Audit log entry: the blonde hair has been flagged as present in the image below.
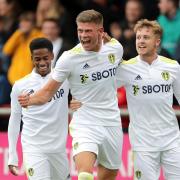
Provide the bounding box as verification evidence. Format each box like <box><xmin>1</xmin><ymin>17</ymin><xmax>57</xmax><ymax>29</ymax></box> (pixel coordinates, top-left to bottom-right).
<box><xmin>76</xmin><ymin>9</ymin><xmax>103</xmax><ymax>26</ymax></box>
<box><xmin>134</xmin><ymin>19</ymin><xmax>163</xmax><ymax>38</ymax></box>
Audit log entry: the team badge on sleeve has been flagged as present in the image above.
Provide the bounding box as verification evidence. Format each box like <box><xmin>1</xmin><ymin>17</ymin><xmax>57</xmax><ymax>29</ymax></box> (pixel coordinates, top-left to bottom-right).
<box><xmin>161</xmin><ymin>71</ymin><xmax>170</xmax><ymax>81</ymax></box>
<box><xmin>135</xmin><ymin>170</ymin><xmax>142</xmax><ymax>179</ymax></box>
<box><xmin>108</xmin><ymin>54</ymin><xmax>115</xmax><ymax>64</ymax></box>
<box><xmin>73</xmin><ymin>142</ymin><xmax>79</xmax><ymax>150</ymax></box>
<box><xmin>28</xmin><ymin>168</ymin><xmax>34</xmax><ymax>176</ymax></box>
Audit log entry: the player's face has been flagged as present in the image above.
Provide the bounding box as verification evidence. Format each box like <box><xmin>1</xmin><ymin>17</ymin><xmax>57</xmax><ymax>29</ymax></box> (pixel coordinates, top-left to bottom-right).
<box><xmin>77</xmin><ymin>22</ymin><xmax>103</xmax><ymax>52</ymax></box>
<box><xmin>31</xmin><ymin>48</ymin><xmax>54</xmax><ymax>76</ymax></box>
<box><xmin>136</xmin><ymin>27</ymin><xmax>160</xmax><ymax>59</ymax></box>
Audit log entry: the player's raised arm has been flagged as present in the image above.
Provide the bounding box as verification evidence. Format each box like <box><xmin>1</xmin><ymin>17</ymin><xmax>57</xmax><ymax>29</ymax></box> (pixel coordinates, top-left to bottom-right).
<box><xmin>18</xmin><ymin>78</ymin><xmax>62</xmax><ymax>107</ymax></box>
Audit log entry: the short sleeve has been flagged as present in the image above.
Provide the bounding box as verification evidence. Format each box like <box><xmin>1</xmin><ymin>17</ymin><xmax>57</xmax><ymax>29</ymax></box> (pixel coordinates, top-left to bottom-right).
<box><xmin>52</xmin><ymin>51</ymin><xmax>72</xmax><ymax>83</ymax></box>
<box><xmin>116</xmin><ymin>64</ymin><xmax>127</xmax><ymax>88</ymax></box>
<box><xmin>173</xmin><ymin>64</ymin><xmax>180</xmax><ymax>105</ymax></box>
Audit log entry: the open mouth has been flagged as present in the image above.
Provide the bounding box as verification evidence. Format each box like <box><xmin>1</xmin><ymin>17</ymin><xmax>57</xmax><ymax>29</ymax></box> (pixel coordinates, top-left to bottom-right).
<box><xmin>138</xmin><ymin>46</ymin><xmax>146</xmax><ymax>50</ymax></box>
<box><xmin>81</xmin><ymin>40</ymin><xmax>91</xmax><ymax>45</ymax></box>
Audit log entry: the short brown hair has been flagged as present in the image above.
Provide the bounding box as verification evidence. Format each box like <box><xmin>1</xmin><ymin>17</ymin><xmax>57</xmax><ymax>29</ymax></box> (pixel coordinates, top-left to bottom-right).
<box><xmin>76</xmin><ymin>9</ymin><xmax>103</xmax><ymax>26</ymax></box>
<box><xmin>19</xmin><ymin>11</ymin><xmax>36</xmax><ymax>24</ymax></box>
<box><xmin>42</xmin><ymin>18</ymin><xmax>60</xmax><ymax>27</ymax></box>
<box><xmin>134</xmin><ymin>19</ymin><xmax>163</xmax><ymax>38</ymax></box>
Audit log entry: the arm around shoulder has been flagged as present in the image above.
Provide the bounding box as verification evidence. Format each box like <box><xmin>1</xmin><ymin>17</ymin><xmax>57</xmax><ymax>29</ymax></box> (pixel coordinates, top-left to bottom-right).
<box><xmin>28</xmin><ymin>78</ymin><xmax>62</xmax><ymax>106</ymax></box>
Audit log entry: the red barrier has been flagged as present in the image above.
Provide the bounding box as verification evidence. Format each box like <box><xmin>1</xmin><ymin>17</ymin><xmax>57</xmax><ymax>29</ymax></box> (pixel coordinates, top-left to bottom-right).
<box><xmin>0</xmin><ymin>133</ymin><xmax>164</xmax><ymax>179</ymax></box>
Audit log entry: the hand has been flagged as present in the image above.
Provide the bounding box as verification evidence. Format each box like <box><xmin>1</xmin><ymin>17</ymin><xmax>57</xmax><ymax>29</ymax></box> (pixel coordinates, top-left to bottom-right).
<box><xmin>70</xmin><ymin>98</ymin><xmax>82</xmax><ymax>111</ymax></box>
<box><xmin>103</xmin><ymin>32</ymin><xmax>112</xmax><ymax>43</ymax></box>
<box><xmin>8</xmin><ymin>165</ymin><xmax>19</xmax><ymax>176</ymax></box>
<box><xmin>18</xmin><ymin>93</ymin><xmax>30</xmax><ymax>108</ymax></box>
<box><xmin>109</xmin><ymin>22</ymin><xmax>122</xmax><ymax>40</ymax></box>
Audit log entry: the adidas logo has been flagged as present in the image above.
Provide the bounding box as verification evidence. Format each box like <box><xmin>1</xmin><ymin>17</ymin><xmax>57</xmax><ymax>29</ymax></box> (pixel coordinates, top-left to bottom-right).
<box><xmin>135</xmin><ymin>75</ymin><xmax>142</xmax><ymax>80</ymax></box>
<box><xmin>83</xmin><ymin>63</ymin><xmax>90</xmax><ymax>69</ymax></box>
<box><xmin>27</xmin><ymin>89</ymin><xmax>34</xmax><ymax>95</ymax></box>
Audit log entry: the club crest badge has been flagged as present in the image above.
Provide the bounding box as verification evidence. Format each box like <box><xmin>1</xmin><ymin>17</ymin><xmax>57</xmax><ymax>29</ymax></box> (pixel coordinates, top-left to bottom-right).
<box><xmin>135</xmin><ymin>170</ymin><xmax>142</xmax><ymax>179</ymax></box>
<box><xmin>28</xmin><ymin>168</ymin><xmax>34</xmax><ymax>176</ymax></box>
<box><xmin>108</xmin><ymin>54</ymin><xmax>115</xmax><ymax>64</ymax></box>
<box><xmin>161</xmin><ymin>71</ymin><xmax>170</xmax><ymax>81</ymax></box>
<box><xmin>73</xmin><ymin>142</ymin><xmax>79</xmax><ymax>150</ymax></box>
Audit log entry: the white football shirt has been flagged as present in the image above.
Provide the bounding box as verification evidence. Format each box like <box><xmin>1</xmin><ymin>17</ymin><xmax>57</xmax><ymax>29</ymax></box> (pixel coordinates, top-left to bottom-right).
<box><xmin>52</xmin><ymin>39</ymin><xmax>123</xmax><ymax>126</ymax></box>
<box><xmin>116</xmin><ymin>55</ymin><xmax>180</xmax><ymax>151</ymax></box>
<box><xmin>8</xmin><ymin>69</ymin><xmax>69</xmax><ymax>165</ymax></box>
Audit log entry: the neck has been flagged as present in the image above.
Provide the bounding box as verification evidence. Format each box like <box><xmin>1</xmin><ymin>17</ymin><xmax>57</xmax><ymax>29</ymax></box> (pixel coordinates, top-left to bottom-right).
<box><xmin>94</xmin><ymin>39</ymin><xmax>103</xmax><ymax>52</ymax></box>
<box><xmin>167</xmin><ymin>7</ymin><xmax>177</xmax><ymax>18</ymax></box>
<box><xmin>96</xmin><ymin>43</ymin><xmax>102</xmax><ymax>52</ymax></box>
<box><xmin>140</xmin><ymin>53</ymin><xmax>158</xmax><ymax>65</ymax></box>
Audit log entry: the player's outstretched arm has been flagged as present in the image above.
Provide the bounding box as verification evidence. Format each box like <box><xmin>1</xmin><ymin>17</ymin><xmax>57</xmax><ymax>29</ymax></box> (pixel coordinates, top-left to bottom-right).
<box><xmin>18</xmin><ymin>78</ymin><xmax>62</xmax><ymax>107</ymax></box>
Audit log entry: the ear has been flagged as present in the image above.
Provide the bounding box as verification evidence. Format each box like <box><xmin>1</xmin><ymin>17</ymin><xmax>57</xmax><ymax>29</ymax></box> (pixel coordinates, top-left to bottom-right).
<box><xmin>98</xmin><ymin>27</ymin><xmax>104</xmax><ymax>40</ymax></box>
<box><xmin>156</xmin><ymin>38</ymin><xmax>161</xmax><ymax>48</ymax></box>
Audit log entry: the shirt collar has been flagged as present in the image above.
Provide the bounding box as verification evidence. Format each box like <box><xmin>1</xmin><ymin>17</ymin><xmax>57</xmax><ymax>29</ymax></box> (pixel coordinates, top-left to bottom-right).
<box><xmin>137</xmin><ymin>55</ymin><xmax>159</xmax><ymax>66</ymax></box>
<box><xmin>31</xmin><ymin>68</ymin><xmax>51</xmax><ymax>79</ymax></box>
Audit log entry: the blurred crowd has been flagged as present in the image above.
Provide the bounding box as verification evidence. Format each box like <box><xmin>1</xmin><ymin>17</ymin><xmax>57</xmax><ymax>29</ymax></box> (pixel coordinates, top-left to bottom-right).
<box><xmin>0</xmin><ymin>0</ymin><xmax>180</xmax><ymax>106</ymax></box>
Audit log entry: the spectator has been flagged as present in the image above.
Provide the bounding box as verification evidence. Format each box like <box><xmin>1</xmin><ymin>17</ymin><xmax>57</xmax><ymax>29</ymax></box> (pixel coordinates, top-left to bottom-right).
<box><xmin>0</xmin><ymin>0</ymin><xmax>21</xmax><ymax>43</ymax></box>
<box><xmin>41</xmin><ymin>18</ymin><xmax>73</xmax><ymax>68</ymax></box>
<box><xmin>158</xmin><ymin>0</ymin><xmax>180</xmax><ymax>58</ymax></box>
<box><xmin>83</xmin><ymin>0</ymin><xmax>121</xmax><ymax>34</ymax></box>
<box><xmin>110</xmin><ymin>0</ymin><xmax>144</xmax><ymax>60</ymax></box>
<box><xmin>0</xmin><ymin>16</ymin><xmax>11</xmax><ymax>105</ymax></box>
<box><xmin>0</xmin><ymin>0</ymin><xmax>22</xmax><ymax>104</ymax></box>
<box><xmin>0</xmin><ymin>58</ymin><xmax>11</xmax><ymax>104</ymax></box>
<box><xmin>2</xmin><ymin>11</ymin><xmax>43</xmax><ymax>85</ymax></box>
<box><xmin>36</xmin><ymin>0</ymin><xmax>75</xmax><ymax>44</ymax></box>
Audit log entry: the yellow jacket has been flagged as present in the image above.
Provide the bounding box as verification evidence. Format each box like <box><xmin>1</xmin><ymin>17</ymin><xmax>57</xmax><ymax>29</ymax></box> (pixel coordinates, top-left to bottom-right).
<box><xmin>3</xmin><ymin>29</ymin><xmax>44</xmax><ymax>85</ymax></box>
